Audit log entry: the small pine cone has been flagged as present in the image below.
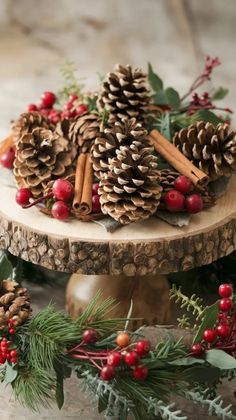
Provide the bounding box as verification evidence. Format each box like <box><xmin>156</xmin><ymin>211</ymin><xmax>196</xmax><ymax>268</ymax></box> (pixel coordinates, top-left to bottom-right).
<box><xmin>159</xmin><ymin>168</ymin><xmax>180</xmax><ymax>192</ymax></box>
<box><xmin>11</xmin><ymin>112</ymin><xmax>51</xmax><ymax>144</ymax></box>
<box><xmin>0</xmin><ymin>280</ymin><xmax>31</xmax><ymax>328</ymax></box>
<box><xmin>68</xmin><ymin>113</ymin><xmax>101</xmax><ymax>153</ymax></box>
<box><xmin>91</xmin><ymin>117</ymin><xmax>148</xmax><ymax>180</ymax></box>
<box><xmin>173</xmin><ymin>121</ymin><xmax>236</xmax><ymax>181</ymax></box>
<box><xmin>99</xmin><ymin>141</ymin><xmax>162</xmax><ymax>224</ymax></box>
<box><xmin>14</xmin><ymin>127</ymin><xmax>77</xmax><ymax>197</ymax></box>
<box><xmin>97</xmin><ymin>64</ymin><xmax>150</xmax><ymax>123</ymax></box>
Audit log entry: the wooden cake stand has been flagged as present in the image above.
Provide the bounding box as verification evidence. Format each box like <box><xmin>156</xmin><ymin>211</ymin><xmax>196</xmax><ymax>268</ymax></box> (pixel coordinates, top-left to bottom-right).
<box><xmin>0</xmin><ymin>176</ymin><xmax>236</xmax><ymax>328</ymax></box>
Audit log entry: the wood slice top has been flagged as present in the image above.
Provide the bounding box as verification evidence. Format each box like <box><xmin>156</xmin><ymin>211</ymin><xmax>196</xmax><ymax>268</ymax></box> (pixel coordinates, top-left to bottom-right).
<box><xmin>0</xmin><ymin>176</ymin><xmax>236</xmax><ymax>275</ymax></box>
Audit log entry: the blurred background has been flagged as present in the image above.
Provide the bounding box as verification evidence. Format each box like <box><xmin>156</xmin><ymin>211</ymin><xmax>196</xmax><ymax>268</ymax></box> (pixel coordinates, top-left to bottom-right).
<box><xmin>0</xmin><ymin>0</ymin><xmax>235</xmax><ymax>137</ymax></box>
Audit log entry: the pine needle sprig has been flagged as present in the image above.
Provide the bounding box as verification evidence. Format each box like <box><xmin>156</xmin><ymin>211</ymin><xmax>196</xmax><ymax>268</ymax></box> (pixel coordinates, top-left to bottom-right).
<box><xmin>170</xmin><ymin>285</ymin><xmax>204</xmax><ymax>321</ymax></box>
<box><xmin>57</xmin><ymin>61</ymin><xmax>85</xmax><ymax>104</ymax></box>
<box><xmin>184</xmin><ymin>389</ymin><xmax>236</xmax><ymax>419</ymax></box>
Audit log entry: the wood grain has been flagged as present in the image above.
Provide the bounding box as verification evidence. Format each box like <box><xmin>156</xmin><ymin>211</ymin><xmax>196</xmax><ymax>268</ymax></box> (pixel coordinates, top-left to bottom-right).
<box><xmin>0</xmin><ymin>176</ymin><xmax>236</xmax><ymax>275</ymax></box>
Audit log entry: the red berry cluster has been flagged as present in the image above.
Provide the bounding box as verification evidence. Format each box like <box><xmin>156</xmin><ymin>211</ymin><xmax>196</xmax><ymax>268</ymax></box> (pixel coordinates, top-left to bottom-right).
<box><xmin>0</xmin><ymin>338</ymin><xmax>17</xmax><ymax>364</ymax></box>
<box><xmin>27</xmin><ymin>91</ymin><xmax>88</xmax><ymax>124</ymax></box>
<box><xmin>190</xmin><ymin>283</ymin><xmax>235</xmax><ymax>356</ymax></box>
<box><xmin>164</xmin><ymin>176</ymin><xmax>203</xmax><ymax>214</ymax></box>
<box><xmin>100</xmin><ymin>332</ymin><xmax>150</xmax><ymax>382</ymax></box>
<box><xmin>16</xmin><ymin>179</ymin><xmax>101</xmax><ymax>221</ymax></box>
<box><xmin>190</xmin><ymin>92</ymin><xmax>212</xmax><ymax>108</ymax></box>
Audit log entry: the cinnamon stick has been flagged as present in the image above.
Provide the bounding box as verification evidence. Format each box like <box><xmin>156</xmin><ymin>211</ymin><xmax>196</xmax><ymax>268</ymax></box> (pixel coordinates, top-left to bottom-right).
<box><xmin>73</xmin><ymin>153</ymin><xmax>93</xmax><ymax>215</ymax></box>
<box><xmin>0</xmin><ymin>134</ymin><xmax>14</xmax><ymax>156</ymax></box>
<box><xmin>149</xmin><ymin>129</ymin><xmax>209</xmax><ymax>186</ymax></box>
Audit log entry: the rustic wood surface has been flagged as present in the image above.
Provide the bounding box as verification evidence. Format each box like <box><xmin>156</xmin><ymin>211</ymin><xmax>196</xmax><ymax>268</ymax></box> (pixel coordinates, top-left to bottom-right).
<box><xmin>0</xmin><ymin>176</ymin><xmax>236</xmax><ymax>275</ymax></box>
<box><xmin>0</xmin><ymin>0</ymin><xmax>236</xmax><ymax>418</ymax></box>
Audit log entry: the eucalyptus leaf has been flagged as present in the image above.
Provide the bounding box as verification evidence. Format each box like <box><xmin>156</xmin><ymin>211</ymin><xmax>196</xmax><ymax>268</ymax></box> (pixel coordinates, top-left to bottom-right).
<box><xmin>168</xmin><ymin>357</ymin><xmax>205</xmax><ymax>366</ymax></box>
<box><xmin>155</xmin><ymin>211</ymin><xmax>191</xmax><ymax>227</ymax></box>
<box><xmin>196</xmin><ymin>110</ymin><xmax>222</xmax><ymax>126</ymax></box>
<box><xmin>183</xmin><ymin>365</ymin><xmax>221</xmax><ymax>384</ymax></box>
<box><xmin>193</xmin><ymin>301</ymin><xmax>218</xmax><ymax>344</ymax></box>
<box><xmin>152</xmin><ymin>90</ymin><xmax>168</xmax><ymax>105</ymax></box>
<box><xmin>94</xmin><ymin>217</ymin><xmax>122</xmax><ymax>232</ymax></box>
<box><xmin>165</xmin><ymin>87</ymin><xmax>181</xmax><ymax>109</ymax></box>
<box><xmin>0</xmin><ymin>252</ymin><xmax>13</xmax><ymax>280</ymax></box>
<box><xmin>212</xmin><ymin>86</ymin><xmax>229</xmax><ymax>100</ymax></box>
<box><xmin>5</xmin><ymin>362</ymin><xmax>18</xmax><ymax>384</ymax></box>
<box><xmin>148</xmin><ymin>63</ymin><xmax>163</xmax><ymax>92</ymax></box>
<box><xmin>206</xmin><ymin>349</ymin><xmax>236</xmax><ymax>370</ymax></box>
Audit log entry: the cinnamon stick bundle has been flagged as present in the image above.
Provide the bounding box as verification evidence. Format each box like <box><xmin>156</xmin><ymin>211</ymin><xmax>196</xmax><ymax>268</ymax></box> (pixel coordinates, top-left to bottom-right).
<box><xmin>0</xmin><ymin>134</ymin><xmax>14</xmax><ymax>157</ymax></box>
<box><xmin>73</xmin><ymin>153</ymin><xmax>93</xmax><ymax>215</ymax></box>
<box><xmin>149</xmin><ymin>129</ymin><xmax>208</xmax><ymax>186</ymax></box>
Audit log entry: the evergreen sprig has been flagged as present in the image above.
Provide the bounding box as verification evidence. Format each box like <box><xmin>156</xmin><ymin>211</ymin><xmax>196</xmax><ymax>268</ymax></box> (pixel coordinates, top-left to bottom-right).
<box><xmin>185</xmin><ymin>389</ymin><xmax>236</xmax><ymax>419</ymax></box>
<box><xmin>170</xmin><ymin>285</ymin><xmax>204</xmax><ymax>322</ymax></box>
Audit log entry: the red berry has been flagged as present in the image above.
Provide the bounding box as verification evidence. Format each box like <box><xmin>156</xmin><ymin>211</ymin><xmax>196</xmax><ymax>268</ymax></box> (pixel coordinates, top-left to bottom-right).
<box><xmin>11</xmin><ymin>357</ymin><xmax>17</xmax><ymax>364</ymax></box>
<box><xmin>190</xmin><ymin>343</ymin><xmax>205</xmax><ymax>356</ymax></box>
<box><xmin>164</xmin><ymin>189</ymin><xmax>185</xmax><ymax>212</ymax></box>
<box><xmin>10</xmin><ymin>349</ymin><xmax>17</xmax><ymax>358</ymax></box>
<box><xmin>107</xmin><ymin>351</ymin><xmax>122</xmax><ymax>367</ymax></box>
<box><xmin>218</xmin><ymin>298</ymin><xmax>233</xmax><ymax>312</ymax></box>
<box><xmin>9</xmin><ymin>328</ymin><xmax>15</xmax><ymax>335</ymax></box>
<box><xmin>136</xmin><ymin>340</ymin><xmax>151</xmax><ymax>357</ymax></box>
<box><xmin>82</xmin><ymin>328</ymin><xmax>98</xmax><ymax>344</ymax></box>
<box><xmin>185</xmin><ymin>194</ymin><xmax>203</xmax><ymax>214</ymax></box>
<box><xmin>39</xmin><ymin>108</ymin><xmax>50</xmax><ymax>117</ymax></box>
<box><xmin>174</xmin><ymin>176</ymin><xmax>192</xmax><ymax>194</ymax></box>
<box><xmin>132</xmin><ymin>364</ymin><xmax>148</xmax><ymax>381</ymax></box>
<box><xmin>15</xmin><ymin>188</ymin><xmax>32</xmax><ymax>206</ymax></box>
<box><xmin>116</xmin><ymin>332</ymin><xmax>130</xmax><ymax>348</ymax></box>
<box><xmin>40</xmin><ymin>91</ymin><xmax>56</xmax><ymax>108</ymax></box>
<box><xmin>27</xmin><ymin>104</ymin><xmax>38</xmax><ymax>112</ymax></box>
<box><xmin>76</xmin><ymin>104</ymin><xmax>88</xmax><ymax>116</ymax></box>
<box><xmin>49</xmin><ymin>109</ymin><xmax>61</xmax><ymax>124</ymax></box>
<box><xmin>69</xmin><ymin>94</ymin><xmax>78</xmax><ymax>102</ymax></box>
<box><xmin>0</xmin><ymin>355</ymin><xmax>5</xmax><ymax>364</ymax></box>
<box><xmin>0</xmin><ymin>147</ymin><xmax>15</xmax><ymax>169</ymax></box>
<box><xmin>203</xmin><ymin>329</ymin><xmax>217</xmax><ymax>343</ymax></box>
<box><xmin>64</xmin><ymin>102</ymin><xmax>73</xmax><ymax>111</ymax></box>
<box><xmin>8</xmin><ymin>319</ymin><xmax>15</xmax><ymax>326</ymax></box>
<box><xmin>92</xmin><ymin>195</ymin><xmax>101</xmax><ymax>213</ymax></box>
<box><xmin>124</xmin><ymin>350</ymin><xmax>139</xmax><ymax>366</ymax></box>
<box><xmin>100</xmin><ymin>365</ymin><xmax>116</xmax><ymax>381</ymax></box>
<box><xmin>217</xmin><ymin>324</ymin><xmax>231</xmax><ymax>338</ymax></box>
<box><xmin>92</xmin><ymin>183</ymin><xmax>100</xmax><ymax>195</ymax></box>
<box><xmin>61</xmin><ymin>110</ymin><xmax>76</xmax><ymax>119</ymax></box>
<box><xmin>52</xmin><ymin>179</ymin><xmax>74</xmax><ymax>202</ymax></box>
<box><xmin>218</xmin><ymin>284</ymin><xmax>233</xmax><ymax>298</ymax></box>
<box><xmin>6</xmin><ymin>353</ymin><xmax>11</xmax><ymax>360</ymax></box>
<box><xmin>51</xmin><ymin>201</ymin><xmax>70</xmax><ymax>220</ymax></box>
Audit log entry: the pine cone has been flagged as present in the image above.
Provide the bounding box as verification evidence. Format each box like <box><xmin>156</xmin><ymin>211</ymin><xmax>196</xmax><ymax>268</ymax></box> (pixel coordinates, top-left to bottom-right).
<box><xmin>91</xmin><ymin>117</ymin><xmax>148</xmax><ymax>180</ymax></box>
<box><xmin>99</xmin><ymin>141</ymin><xmax>162</xmax><ymax>224</ymax></box>
<box><xmin>173</xmin><ymin>121</ymin><xmax>236</xmax><ymax>181</ymax></box>
<box><xmin>160</xmin><ymin>168</ymin><xmax>180</xmax><ymax>192</ymax></box>
<box><xmin>14</xmin><ymin>127</ymin><xmax>77</xmax><ymax>197</ymax></box>
<box><xmin>0</xmin><ymin>280</ymin><xmax>31</xmax><ymax>329</ymax></box>
<box><xmin>97</xmin><ymin>64</ymin><xmax>150</xmax><ymax>123</ymax></box>
<box><xmin>11</xmin><ymin>112</ymin><xmax>51</xmax><ymax>144</ymax></box>
<box><xmin>68</xmin><ymin>113</ymin><xmax>101</xmax><ymax>153</ymax></box>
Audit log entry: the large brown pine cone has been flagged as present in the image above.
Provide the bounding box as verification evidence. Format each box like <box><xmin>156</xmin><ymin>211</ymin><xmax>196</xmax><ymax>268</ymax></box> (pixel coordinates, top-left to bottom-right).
<box><xmin>173</xmin><ymin>121</ymin><xmax>236</xmax><ymax>181</ymax></box>
<box><xmin>99</xmin><ymin>141</ymin><xmax>162</xmax><ymax>224</ymax></box>
<box><xmin>0</xmin><ymin>280</ymin><xmax>31</xmax><ymax>329</ymax></box>
<box><xmin>11</xmin><ymin>112</ymin><xmax>51</xmax><ymax>144</ymax></box>
<box><xmin>68</xmin><ymin>113</ymin><xmax>101</xmax><ymax>153</ymax></box>
<box><xmin>91</xmin><ymin>117</ymin><xmax>148</xmax><ymax>180</ymax></box>
<box><xmin>14</xmin><ymin>127</ymin><xmax>77</xmax><ymax>197</ymax></box>
<box><xmin>97</xmin><ymin>64</ymin><xmax>150</xmax><ymax>123</ymax></box>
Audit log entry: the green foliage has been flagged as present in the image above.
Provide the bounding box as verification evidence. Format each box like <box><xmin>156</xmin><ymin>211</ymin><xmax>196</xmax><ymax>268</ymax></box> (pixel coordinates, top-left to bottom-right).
<box><xmin>193</xmin><ymin>301</ymin><xmax>218</xmax><ymax>344</ymax></box>
<box><xmin>0</xmin><ymin>251</ymin><xmax>13</xmax><ymax>280</ymax></box>
<box><xmin>170</xmin><ymin>285</ymin><xmax>204</xmax><ymax>322</ymax></box>
<box><xmin>148</xmin><ymin>63</ymin><xmax>163</xmax><ymax>92</ymax></box>
<box><xmin>185</xmin><ymin>389</ymin><xmax>236</xmax><ymax>419</ymax></box>
<box><xmin>57</xmin><ymin>61</ymin><xmax>84</xmax><ymax>104</ymax></box>
<box><xmin>154</xmin><ymin>112</ymin><xmax>171</xmax><ymax>139</ymax></box>
<box><xmin>212</xmin><ymin>87</ymin><xmax>229</xmax><ymax>100</ymax></box>
<box><xmin>196</xmin><ymin>109</ymin><xmax>222</xmax><ymax>125</ymax></box>
<box><xmin>206</xmin><ymin>349</ymin><xmax>236</xmax><ymax>370</ymax></box>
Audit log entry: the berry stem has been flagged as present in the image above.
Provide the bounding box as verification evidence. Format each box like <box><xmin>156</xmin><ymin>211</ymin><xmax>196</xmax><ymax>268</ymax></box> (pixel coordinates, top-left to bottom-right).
<box><xmin>23</xmin><ymin>192</ymin><xmax>54</xmax><ymax>208</ymax></box>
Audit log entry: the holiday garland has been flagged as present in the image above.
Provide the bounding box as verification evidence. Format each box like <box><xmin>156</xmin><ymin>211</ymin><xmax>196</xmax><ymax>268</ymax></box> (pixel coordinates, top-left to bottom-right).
<box><xmin>0</xmin><ymin>252</ymin><xmax>235</xmax><ymax>419</ymax></box>
<box><xmin>0</xmin><ymin>56</ymin><xmax>235</xmax><ymax>228</ymax></box>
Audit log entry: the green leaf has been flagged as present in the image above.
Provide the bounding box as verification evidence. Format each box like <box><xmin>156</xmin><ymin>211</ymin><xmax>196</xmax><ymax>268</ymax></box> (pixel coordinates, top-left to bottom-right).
<box><xmin>148</xmin><ymin>63</ymin><xmax>163</xmax><ymax>92</ymax></box>
<box><xmin>196</xmin><ymin>110</ymin><xmax>222</xmax><ymax>126</ymax></box>
<box><xmin>168</xmin><ymin>357</ymin><xmax>205</xmax><ymax>366</ymax></box>
<box><xmin>55</xmin><ymin>365</ymin><xmax>64</xmax><ymax>410</ymax></box>
<box><xmin>193</xmin><ymin>301</ymin><xmax>218</xmax><ymax>344</ymax></box>
<box><xmin>152</xmin><ymin>90</ymin><xmax>167</xmax><ymax>105</ymax></box>
<box><xmin>0</xmin><ymin>252</ymin><xmax>13</xmax><ymax>281</ymax></box>
<box><xmin>165</xmin><ymin>87</ymin><xmax>181</xmax><ymax>109</ymax></box>
<box><xmin>212</xmin><ymin>87</ymin><xmax>229</xmax><ymax>100</ymax></box>
<box><xmin>5</xmin><ymin>362</ymin><xmax>18</xmax><ymax>384</ymax></box>
<box><xmin>206</xmin><ymin>349</ymin><xmax>236</xmax><ymax>370</ymax></box>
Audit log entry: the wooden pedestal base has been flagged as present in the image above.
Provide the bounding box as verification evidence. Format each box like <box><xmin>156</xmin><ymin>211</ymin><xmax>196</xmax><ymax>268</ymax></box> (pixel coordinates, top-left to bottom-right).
<box><xmin>66</xmin><ymin>274</ymin><xmax>171</xmax><ymax>330</ymax></box>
